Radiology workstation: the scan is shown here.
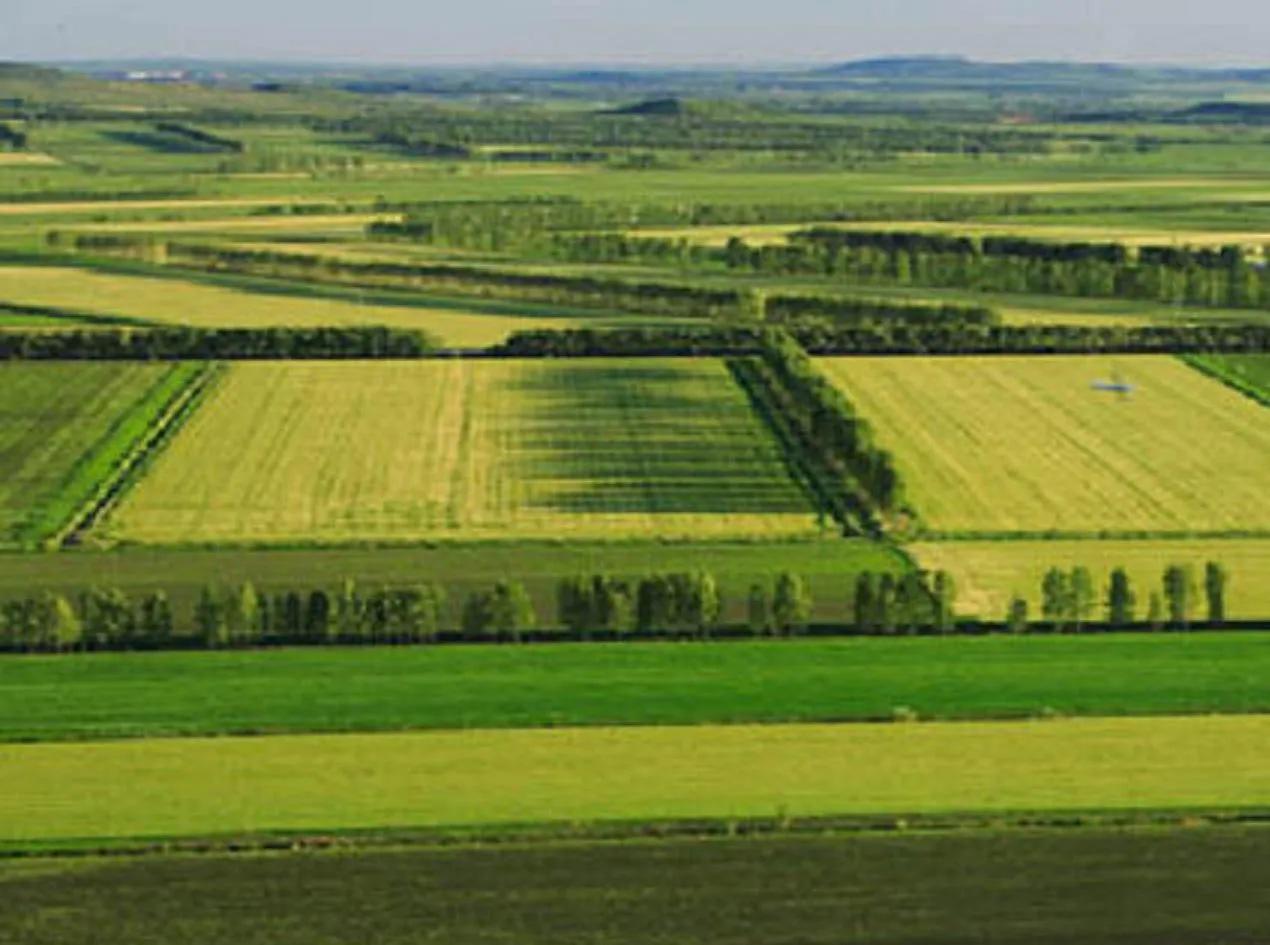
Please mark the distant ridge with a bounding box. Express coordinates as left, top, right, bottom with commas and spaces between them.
818, 56, 1131, 80
818, 55, 1270, 84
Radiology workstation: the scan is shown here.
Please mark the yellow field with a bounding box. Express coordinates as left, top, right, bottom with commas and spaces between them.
0, 266, 590, 346
896, 177, 1253, 195
0, 196, 343, 216
818, 356, 1270, 535
631, 219, 1270, 251
0, 715, 1265, 841
101, 359, 823, 545
64, 213, 399, 234
909, 539, 1270, 619
0, 152, 59, 166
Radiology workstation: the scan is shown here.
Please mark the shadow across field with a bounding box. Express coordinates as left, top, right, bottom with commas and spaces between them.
500, 365, 818, 515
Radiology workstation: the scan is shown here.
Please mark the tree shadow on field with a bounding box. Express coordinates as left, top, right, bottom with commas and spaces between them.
498, 363, 809, 515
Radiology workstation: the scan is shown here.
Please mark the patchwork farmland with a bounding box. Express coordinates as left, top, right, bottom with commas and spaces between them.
1, 55, 1269, 942
98, 359, 826, 545
818, 355, 1270, 536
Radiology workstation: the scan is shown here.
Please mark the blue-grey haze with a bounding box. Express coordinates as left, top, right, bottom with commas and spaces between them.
3, 0, 1268, 67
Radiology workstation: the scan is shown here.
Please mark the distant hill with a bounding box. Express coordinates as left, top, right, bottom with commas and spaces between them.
607, 97, 686, 116
819, 56, 1131, 82
819, 55, 1270, 86
1176, 101, 1270, 123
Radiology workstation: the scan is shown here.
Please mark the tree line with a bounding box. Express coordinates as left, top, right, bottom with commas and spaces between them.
1006, 561, 1231, 632
6, 322, 1260, 363
494, 322, 1270, 359
729, 329, 909, 535
0, 563, 1250, 653
367, 195, 1040, 255
717, 230, 1270, 310
326, 109, 1111, 159
0, 569, 950, 652
69, 234, 995, 330
0, 326, 435, 360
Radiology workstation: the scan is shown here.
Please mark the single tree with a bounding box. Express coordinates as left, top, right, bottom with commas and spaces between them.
1204, 561, 1228, 626
557, 576, 594, 636
747, 583, 772, 636
1007, 596, 1029, 634
44, 594, 82, 652
1041, 568, 1072, 632
772, 572, 811, 637
1069, 566, 1095, 632
461, 590, 494, 640
688, 571, 721, 639
336, 578, 363, 642
306, 589, 332, 642
853, 572, 876, 633
139, 591, 174, 647
194, 586, 228, 648
490, 581, 536, 643
1162, 565, 1194, 630
1106, 568, 1135, 627
876, 573, 897, 634
233, 582, 261, 645
932, 571, 956, 634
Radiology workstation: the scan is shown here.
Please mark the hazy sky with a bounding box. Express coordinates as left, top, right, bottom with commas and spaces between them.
5, 0, 1268, 66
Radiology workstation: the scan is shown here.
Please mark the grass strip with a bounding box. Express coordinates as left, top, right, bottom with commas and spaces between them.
12, 362, 209, 548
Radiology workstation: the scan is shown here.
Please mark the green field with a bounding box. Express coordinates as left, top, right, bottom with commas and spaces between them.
2, 715, 1267, 841
0, 361, 200, 548
100, 359, 825, 545
819, 355, 1270, 536
910, 539, 1270, 619
3, 827, 1268, 944
1, 634, 1268, 742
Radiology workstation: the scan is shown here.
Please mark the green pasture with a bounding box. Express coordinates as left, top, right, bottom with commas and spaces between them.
0, 633, 1268, 742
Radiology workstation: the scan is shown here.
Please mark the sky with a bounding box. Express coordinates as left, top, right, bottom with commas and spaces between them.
4, 0, 1268, 66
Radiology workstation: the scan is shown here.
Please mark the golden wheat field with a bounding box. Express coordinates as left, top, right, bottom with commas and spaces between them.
818, 355, 1270, 535
100, 359, 824, 545
0, 266, 590, 346
909, 539, 1270, 619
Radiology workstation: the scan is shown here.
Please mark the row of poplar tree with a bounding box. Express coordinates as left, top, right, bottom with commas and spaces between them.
1006, 562, 1231, 632
0, 570, 952, 652
0, 564, 1238, 653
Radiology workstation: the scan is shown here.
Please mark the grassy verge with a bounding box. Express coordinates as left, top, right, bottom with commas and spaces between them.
1182, 353, 1270, 407
1, 633, 1269, 742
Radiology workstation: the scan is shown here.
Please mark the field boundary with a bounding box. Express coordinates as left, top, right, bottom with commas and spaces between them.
0, 300, 154, 329
1180, 353, 1270, 407
4, 807, 1268, 861
725, 357, 846, 534
915, 528, 1270, 541
60, 362, 224, 548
